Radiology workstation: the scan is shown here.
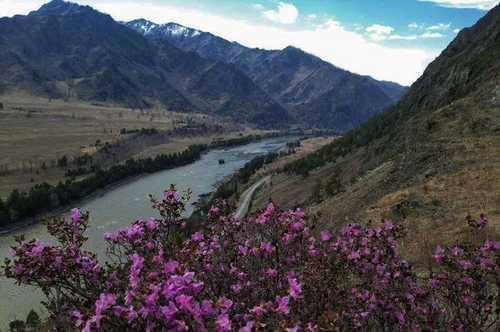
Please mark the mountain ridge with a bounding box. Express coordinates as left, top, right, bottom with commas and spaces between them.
125, 18, 408, 131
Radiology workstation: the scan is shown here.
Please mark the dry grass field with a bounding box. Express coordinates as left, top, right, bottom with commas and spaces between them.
0, 95, 246, 198
251, 98, 500, 266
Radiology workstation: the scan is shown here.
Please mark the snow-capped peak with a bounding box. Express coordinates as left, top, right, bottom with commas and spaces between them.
127, 19, 158, 35
126, 20, 202, 39
162, 23, 201, 38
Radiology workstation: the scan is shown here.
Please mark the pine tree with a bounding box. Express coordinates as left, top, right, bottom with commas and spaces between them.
0, 197, 11, 226
26, 310, 41, 329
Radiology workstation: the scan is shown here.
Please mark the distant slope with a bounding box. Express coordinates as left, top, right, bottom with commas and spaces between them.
253, 5, 500, 261
126, 20, 408, 131
0, 0, 290, 128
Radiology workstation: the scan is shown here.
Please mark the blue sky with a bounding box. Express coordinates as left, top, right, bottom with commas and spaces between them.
0, 0, 495, 85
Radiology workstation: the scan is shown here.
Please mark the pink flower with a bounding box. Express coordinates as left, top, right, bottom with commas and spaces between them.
462, 276, 473, 286
238, 245, 249, 255
348, 250, 361, 261
282, 233, 295, 243
291, 221, 305, 232
265, 268, 278, 278
250, 304, 266, 316
216, 314, 231, 331
71, 208, 81, 224
231, 283, 242, 293
104, 232, 119, 242
433, 246, 445, 264
395, 311, 405, 325
276, 296, 290, 314
320, 230, 332, 242
164, 260, 179, 274
146, 218, 158, 231
458, 260, 473, 270
384, 220, 394, 230
26, 241, 46, 258
256, 203, 275, 224
175, 294, 193, 311
288, 277, 302, 299
218, 297, 233, 313
164, 190, 181, 203
240, 320, 255, 332
192, 232, 204, 242
71, 310, 84, 327
260, 242, 275, 253
208, 207, 221, 219
451, 246, 464, 257
201, 300, 215, 316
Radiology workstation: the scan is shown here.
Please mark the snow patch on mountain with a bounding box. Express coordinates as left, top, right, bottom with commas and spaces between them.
126, 20, 202, 39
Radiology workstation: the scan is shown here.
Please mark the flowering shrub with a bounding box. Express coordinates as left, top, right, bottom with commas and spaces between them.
4, 186, 500, 331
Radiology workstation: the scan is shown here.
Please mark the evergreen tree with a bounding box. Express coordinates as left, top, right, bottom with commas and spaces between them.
9, 320, 25, 332
0, 197, 11, 226
26, 310, 41, 329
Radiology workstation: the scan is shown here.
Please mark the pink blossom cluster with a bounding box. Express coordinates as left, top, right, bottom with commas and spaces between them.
4, 186, 499, 331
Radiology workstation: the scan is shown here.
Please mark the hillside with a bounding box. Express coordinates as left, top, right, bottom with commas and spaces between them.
126, 20, 408, 131
0, 0, 289, 128
252, 4, 500, 262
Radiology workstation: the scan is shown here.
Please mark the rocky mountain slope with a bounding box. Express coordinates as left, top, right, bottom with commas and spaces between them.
0, 0, 289, 127
126, 20, 408, 131
252, 4, 500, 262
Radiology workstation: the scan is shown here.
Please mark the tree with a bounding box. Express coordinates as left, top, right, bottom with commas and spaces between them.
0, 197, 11, 226
26, 310, 41, 329
57, 155, 68, 168
311, 179, 322, 203
325, 173, 343, 196
6, 189, 27, 222
9, 320, 25, 332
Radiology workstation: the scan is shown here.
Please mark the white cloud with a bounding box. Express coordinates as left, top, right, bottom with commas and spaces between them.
251, 4, 265, 11
427, 23, 451, 30
389, 34, 419, 40
366, 24, 395, 35
365, 24, 395, 41
408, 22, 422, 29
0, 0, 45, 17
262, 2, 299, 24
306, 13, 317, 21
420, 32, 445, 38
352, 23, 364, 31
453, 28, 461, 33
366, 23, 445, 41
0, 0, 438, 86
417, 0, 498, 10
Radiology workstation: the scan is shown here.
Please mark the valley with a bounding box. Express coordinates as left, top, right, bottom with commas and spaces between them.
0, 0, 499, 331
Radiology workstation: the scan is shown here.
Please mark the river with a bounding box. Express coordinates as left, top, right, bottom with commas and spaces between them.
0, 137, 294, 328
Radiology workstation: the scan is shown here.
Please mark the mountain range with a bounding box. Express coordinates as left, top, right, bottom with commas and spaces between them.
126, 19, 408, 130
0, 0, 407, 130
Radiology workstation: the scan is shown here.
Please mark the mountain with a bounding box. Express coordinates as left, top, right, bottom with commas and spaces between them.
0, 0, 290, 127
126, 20, 408, 131
252, 5, 500, 262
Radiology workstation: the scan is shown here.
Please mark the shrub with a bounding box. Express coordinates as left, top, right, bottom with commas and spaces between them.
3, 187, 499, 331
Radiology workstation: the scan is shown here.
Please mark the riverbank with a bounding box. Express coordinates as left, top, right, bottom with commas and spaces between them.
0, 132, 301, 234
0, 172, 152, 235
